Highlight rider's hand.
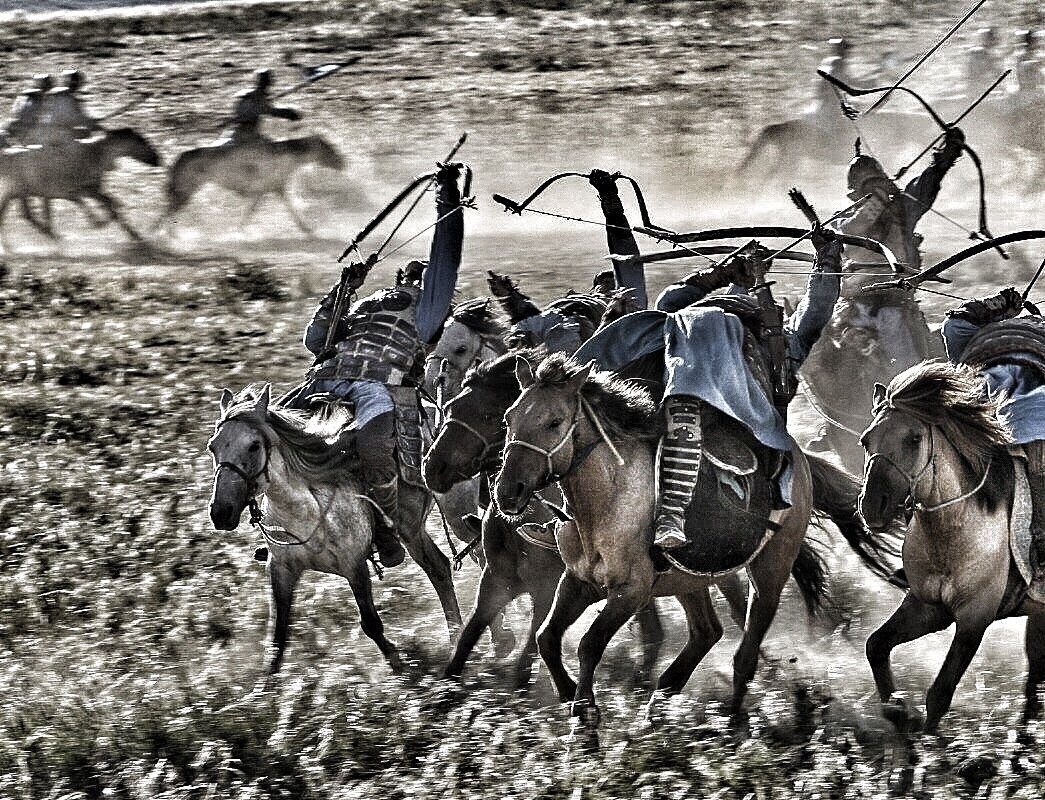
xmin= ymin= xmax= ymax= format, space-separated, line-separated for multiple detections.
xmin=943 ymin=126 xmax=965 ymax=147
xmin=587 ymin=169 xmax=619 ymax=193
xmin=810 ymin=225 xmax=843 ymax=269
xmin=995 ymin=286 xmax=1024 ymax=318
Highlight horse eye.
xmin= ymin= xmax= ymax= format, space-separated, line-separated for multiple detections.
xmin=549 ymin=418 xmax=563 ymax=430
xmin=905 ymin=433 xmax=922 ymax=448
xmin=454 ymin=346 xmax=468 ymax=355
xmin=248 ymin=441 xmax=261 ymax=452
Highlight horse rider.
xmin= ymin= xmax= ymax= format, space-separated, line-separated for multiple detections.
xmin=487 ymin=169 xmax=648 ymax=353
xmin=226 ymin=68 xmax=301 ymax=144
xmin=965 ymin=27 xmax=1000 ymax=94
xmin=942 ymin=287 xmax=1045 ymax=586
xmin=286 ymin=162 xmax=467 ymax=567
xmin=38 ymin=69 xmax=102 ymax=146
xmin=5 ymin=73 xmax=53 ymax=146
xmin=837 ymin=126 xmax=966 ymax=280
xmin=1014 ymin=30 xmax=1043 ymax=97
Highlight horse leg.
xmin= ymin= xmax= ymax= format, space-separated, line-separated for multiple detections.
xmin=19 ymin=197 xmax=57 ymax=238
xmin=654 ymin=588 xmax=723 ymax=697
xmin=715 ymin=573 xmax=748 ymax=629
xmin=443 ymin=565 xmax=515 ymax=679
xmin=279 ymin=189 xmax=315 ymax=235
xmin=1023 ymin=611 xmax=1045 ymax=723
xmin=398 ymin=487 xmax=462 ymax=637
xmin=88 ymin=189 xmax=144 ymax=242
xmin=635 ymin=601 xmax=665 ymax=687
xmin=514 ymin=584 xmax=554 ymax=689
xmin=537 ymin=572 xmax=601 ymax=702
xmin=241 ymin=194 xmax=264 ymax=229
xmin=73 ymin=197 xmax=108 ymax=228
xmin=572 ymin=582 xmax=649 ymax=725
xmin=866 ymin=594 xmax=951 ymax=729
xmin=265 ymin=557 xmax=303 ymax=674
xmin=345 ymin=558 xmax=402 ymax=673
xmin=923 ymin=614 xmax=993 ymax=734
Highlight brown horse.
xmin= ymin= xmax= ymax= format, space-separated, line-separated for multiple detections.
xmin=0 ymin=127 xmax=161 ymax=244
xmin=860 ymin=360 xmax=1045 ymax=733
xmin=165 ymin=134 xmax=343 ymax=234
xmin=493 ymin=354 xmax=895 ymax=727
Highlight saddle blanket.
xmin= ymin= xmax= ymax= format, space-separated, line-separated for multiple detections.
xmin=1010 ymin=450 xmax=1045 ymax=605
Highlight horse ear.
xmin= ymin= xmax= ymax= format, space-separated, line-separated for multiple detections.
xmin=515 ymin=356 xmax=534 ymax=389
xmin=568 ymin=359 xmax=596 ymax=394
xmin=219 ymin=388 xmax=234 ymax=413
xmin=872 ymin=382 xmax=887 ymax=409
xmin=255 ymin=384 xmax=271 ymax=416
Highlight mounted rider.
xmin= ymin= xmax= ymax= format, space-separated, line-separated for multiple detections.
xmin=942 ymin=287 xmax=1045 ymax=586
xmin=5 ymin=74 xmax=53 ymax=146
xmin=573 ymin=228 xmax=845 ymax=550
xmin=812 ymin=37 xmax=854 ymax=115
xmin=226 ymin=68 xmax=301 ymax=144
xmin=286 ymin=162 xmax=468 ymax=567
xmin=38 ymin=69 xmax=102 ymax=146
xmin=838 ymin=126 xmax=966 ymax=277
xmin=486 ymin=169 xmax=649 ymax=353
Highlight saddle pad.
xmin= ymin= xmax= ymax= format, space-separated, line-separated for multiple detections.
xmin=1009 ymin=451 xmax=1045 ymax=604
xmin=663 ymin=414 xmax=779 ymax=577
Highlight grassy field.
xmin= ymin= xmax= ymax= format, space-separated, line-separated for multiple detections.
xmin=2 ymin=1 xmax=1045 ymax=798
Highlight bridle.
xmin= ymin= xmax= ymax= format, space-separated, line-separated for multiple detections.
xmin=441 ymin=413 xmax=504 ymax=473
xmin=863 ymin=412 xmax=991 ymax=514
xmin=211 ymin=416 xmax=272 ymax=522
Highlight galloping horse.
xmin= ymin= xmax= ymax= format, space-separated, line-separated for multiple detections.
xmin=208 ymin=385 xmax=460 ymax=674
xmin=424 ymin=298 xmax=508 ymax=407
xmin=0 ymin=127 xmax=161 ymax=243
xmin=425 ymin=351 xmax=686 ymax=687
xmin=860 ymin=361 xmax=1045 ymax=733
xmin=165 ymin=134 xmax=344 ymax=234
xmin=493 ymin=355 xmax=896 ymax=727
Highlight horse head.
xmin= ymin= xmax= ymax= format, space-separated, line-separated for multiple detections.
xmin=208 ymin=385 xmax=272 ymax=530
xmin=494 ymin=358 xmax=593 ymax=517
xmin=423 ymin=352 xmax=528 ymax=493
xmin=424 ymin=298 xmax=507 ymax=401
xmin=303 ymin=135 xmax=344 ymax=170
xmin=107 ymin=127 xmax=162 ymax=167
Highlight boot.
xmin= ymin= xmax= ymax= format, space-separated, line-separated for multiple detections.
xmin=368 ymin=477 xmax=406 ymax=568
xmin=1026 ymin=441 xmax=1045 ymax=587
xmin=652 ymin=396 xmax=703 ymax=550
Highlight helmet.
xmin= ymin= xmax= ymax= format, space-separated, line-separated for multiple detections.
xmin=62 ymin=69 xmax=84 ymax=90
xmin=33 ymin=73 xmax=53 ymax=92
xmin=847 ymin=154 xmax=889 ymax=194
xmin=254 ymin=68 xmax=273 ymax=90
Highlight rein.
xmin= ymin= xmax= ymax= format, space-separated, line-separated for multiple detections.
xmin=865 ymin=416 xmax=992 ymax=514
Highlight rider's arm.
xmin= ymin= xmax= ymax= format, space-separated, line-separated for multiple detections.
xmin=785 ymin=232 xmax=843 ymax=365
xmin=303 ymin=281 xmax=344 ymax=355
xmin=588 ymin=169 xmax=647 ymax=309
xmin=942 ymin=287 xmax=1023 ymax=362
xmin=655 ymin=258 xmax=750 ymax=312
xmin=902 ymin=127 xmax=964 ymax=220
xmin=416 ymin=163 xmax=465 ymax=343
xmin=487 ymin=271 xmax=541 ymax=323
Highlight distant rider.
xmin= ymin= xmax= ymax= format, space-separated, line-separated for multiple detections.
xmin=287 ymin=163 xmax=467 ymax=567
xmin=942 ymin=288 xmax=1045 ymax=586
xmin=6 ymin=74 xmax=53 ymax=146
xmin=227 ymin=68 xmax=301 ymax=144
xmin=39 ymin=69 xmax=102 ymax=145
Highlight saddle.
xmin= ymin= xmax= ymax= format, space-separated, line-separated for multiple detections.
xmin=961 ymin=316 xmax=1045 ymax=382
xmin=665 ymin=406 xmax=780 ymax=577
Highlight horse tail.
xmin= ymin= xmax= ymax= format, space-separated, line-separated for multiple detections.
xmin=806 ymin=451 xmax=901 ymax=582
xmin=790 ymin=539 xmax=829 ymax=617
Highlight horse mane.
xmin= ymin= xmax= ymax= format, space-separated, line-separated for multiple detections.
xmin=449 ymin=298 xmax=508 ymax=338
xmin=222 ymin=385 xmax=357 ymax=484
xmin=534 ymin=352 xmax=660 ymax=441
xmin=879 ymin=360 xmax=1013 ymax=473
xmin=464 ymin=347 xmax=545 ymax=393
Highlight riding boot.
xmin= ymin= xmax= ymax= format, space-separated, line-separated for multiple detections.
xmin=652 ymin=395 xmax=704 ymax=549
xmin=1025 ymin=440 xmax=1045 ymax=586
xmin=368 ymin=476 xmax=406 ymax=568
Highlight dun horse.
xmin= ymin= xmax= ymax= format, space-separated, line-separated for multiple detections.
xmin=0 ymin=127 xmax=161 ymax=243
xmin=860 ymin=361 xmax=1045 ymax=733
xmin=493 ymin=354 xmax=896 ymax=727
xmin=208 ymin=385 xmax=460 ymax=674
xmin=166 ymin=134 xmax=344 ymax=234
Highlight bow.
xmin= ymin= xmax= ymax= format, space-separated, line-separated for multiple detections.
xmin=819 ymin=69 xmax=1010 ymax=258
xmin=620 ymin=225 xmax=901 ymax=274
xmin=493 ymin=170 xmax=672 ymax=233
xmin=862 ymin=230 xmax=1045 ymax=292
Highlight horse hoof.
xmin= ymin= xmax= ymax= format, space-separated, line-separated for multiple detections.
xmin=570 ymin=699 xmax=601 ymax=727
xmin=253 ymin=546 xmax=269 ymax=562
xmin=882 ymin=697 xmax=923 ymax=734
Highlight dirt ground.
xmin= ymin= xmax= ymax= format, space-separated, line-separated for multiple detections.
xmin=2 ymin=1 xmax=1045 ymax=798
